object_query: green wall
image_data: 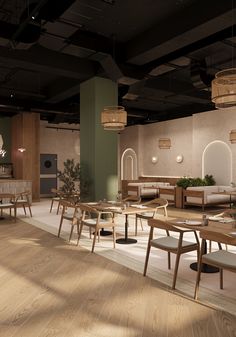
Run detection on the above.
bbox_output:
[80,77,118,201]
[0,118,11,163]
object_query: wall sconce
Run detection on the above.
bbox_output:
[176,154,184,163]
[229,130,236,143]
[151,156,158,164]
[159,138,171,149]
[18,147,26,153]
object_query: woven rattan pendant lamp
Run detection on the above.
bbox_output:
[101,106,127,131]
[211,68,236,108]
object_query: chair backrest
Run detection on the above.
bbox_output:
[15,190,31,200]
[200,230,236,246]
[79,203,99,218]
[144,197,168,208]
[148,218,184,233]
[0,193,15,202]
[51,188,63,197]
[60,200,80,216]
[123,195,141,203]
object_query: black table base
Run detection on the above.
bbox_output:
[190,262,219,273]
[116,238,137,244]
[100,229,112,236]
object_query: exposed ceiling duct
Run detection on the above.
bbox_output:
[0,0,234,125]
[191,59,214,89]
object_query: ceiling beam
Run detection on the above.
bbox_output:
[125,1,235,65]
[0,44,98,80]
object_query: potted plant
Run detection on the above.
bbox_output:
[58,159,80,195]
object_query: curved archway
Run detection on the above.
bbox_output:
[202,140,232,185]
[121,148,138,180]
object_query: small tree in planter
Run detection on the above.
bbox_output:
[58,159,80,195]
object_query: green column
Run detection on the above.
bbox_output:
[80,77,118,201]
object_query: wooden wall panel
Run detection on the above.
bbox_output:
[11,113,40,201]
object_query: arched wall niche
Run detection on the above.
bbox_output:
[121,148,138,180]
[202,140,232,185]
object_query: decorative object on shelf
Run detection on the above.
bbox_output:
[0,134,6,157]
[18,147,26,152]
[176,154,183,163]
[211,68,236,108]
[159,138,171,149]
[151,156,158,164]
[101,106,127,131]
[229,130,236,143]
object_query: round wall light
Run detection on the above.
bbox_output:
[151,156,158,164]
[176,154,183,163]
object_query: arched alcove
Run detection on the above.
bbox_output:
[202,140,232,185]
[121,148,138,180]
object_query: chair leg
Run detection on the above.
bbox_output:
[77,223,84,245]
[135,216,138,236]
[140,218,144,231]
[92,228,98,252]
[28,204,32,217]
[56,202,60,215]
[58,218,63,237]
[50,200,54,213]
[23,205,27,215]
[209,240,212,253]
[112,226,116,248]
[143,243,151,276]
[172,252,181,290]
[220,269,223,289]
[194,241,205,300]
[14,206,16,222]
[168,252,171,269]
[69,225,74,242]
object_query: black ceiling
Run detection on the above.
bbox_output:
[0,0,235,126]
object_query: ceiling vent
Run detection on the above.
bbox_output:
[191,59,213,89]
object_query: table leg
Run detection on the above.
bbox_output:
[116,214,137,244]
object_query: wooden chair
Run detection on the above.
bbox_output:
[77,203,116,252]
[144,218,199,290]
[50,188,64,214]
[135,198,168,236]
[14,190,32,217]
[194,230,236,300]
[122,195,141,205]
[0,193,16,222]
[58,200,80,242]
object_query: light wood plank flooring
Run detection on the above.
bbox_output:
[0,219,236,337]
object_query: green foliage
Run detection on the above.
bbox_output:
[58,159,80,194]
[203,174,216,186]
[176,175,216,189]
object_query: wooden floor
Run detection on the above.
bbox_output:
[0,219,236,337]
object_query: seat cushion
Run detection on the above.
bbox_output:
[0,203,14,208]
[151,236,196,250]
[203,250,236,269]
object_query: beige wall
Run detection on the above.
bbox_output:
[40,122,80,188]
[119,107,236,183]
